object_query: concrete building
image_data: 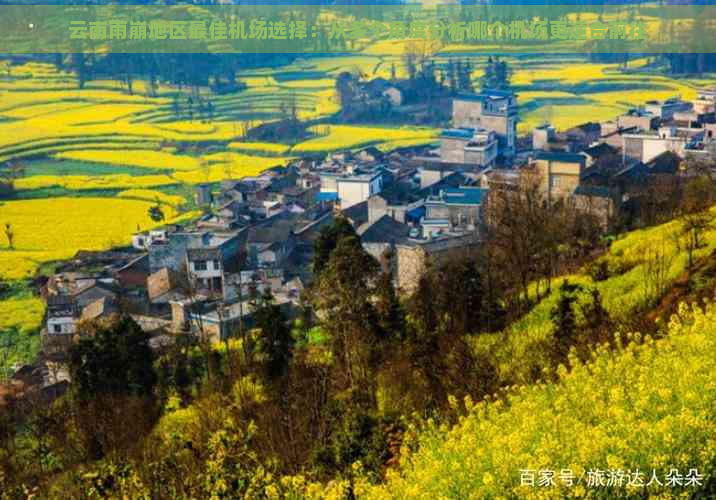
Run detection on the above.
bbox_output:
[320,167,387,210]
[132,229,169,250]
[465,129,499,167]
[419,166,460,190]
[452,90,518,157]
[622,126,690,163]
[693,87,716,114]
[533,151,585,202]
[394,233,480,295]
[440,128,475,164]
[185,232,244,298]
[423,187,486,237]
[643,97,691,121]
[367,193,422,225]
[532,123,556,150]
[338,170,385,210]
[439,127,498,167]
[195,183,213,206]
[617,109,659,132]
[45,295,78,336]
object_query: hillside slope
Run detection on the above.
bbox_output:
[362,300,716,498]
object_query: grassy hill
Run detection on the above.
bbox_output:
[471,206,716,388]
[282,210,716,498]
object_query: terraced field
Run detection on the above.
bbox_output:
[0,57,437,369]
[0,53,714,370]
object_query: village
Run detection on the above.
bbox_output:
[10,79,716,397]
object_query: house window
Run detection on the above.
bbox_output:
[212,259,220,270]
[194,260,207,271]
[53,324,62,334]
[550,176,561,188]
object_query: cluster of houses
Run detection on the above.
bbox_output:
[30,84,716,378]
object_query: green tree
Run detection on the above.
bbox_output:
[148,204,166,223]
[458,59,473,92]
[479,56,511,91]
[678,173,715,279]
[405,257,498,409]
[68,315,156,399]
[314,236,382,406]
[550,280,582,363]
[374,272,405,341]
[253,289,294,383]
[312,216,357,275]
[3,223,13,250]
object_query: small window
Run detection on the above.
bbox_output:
[53,324,62,334]
[212,259,220,270]
[550,176,561,188]
[193,260,207,271]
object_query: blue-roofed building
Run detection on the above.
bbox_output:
[440,127,475,140]
[440,127,498,167]
[422,186,486,238]
[442,187,486,205]
[315,191,339,203]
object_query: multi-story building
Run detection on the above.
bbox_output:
[422,187,486,238]
[185,232,244,297]
[622,126,691,163]
[452,89,518,157]
[617,109,659,132]
[440,128,498,167]
[533,151,585,202]
[319,166,389,210]
[693,86,716,114]
[45,295,78,336]
[643,97,691,121]
[532,123,556,150]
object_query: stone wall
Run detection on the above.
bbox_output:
[395,235,480,295]
[395,245,427,295]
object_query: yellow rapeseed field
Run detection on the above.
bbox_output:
[55,149,203,171]
[0,197,178,280]
[292,125,439,153]
[116,189,186,207]
[363,302,716,499]
[175,153,293,184]
[228,141,291,155]
[14,174,178,191]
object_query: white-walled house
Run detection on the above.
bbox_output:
[45,295,78,335]
[319,167,388,210]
